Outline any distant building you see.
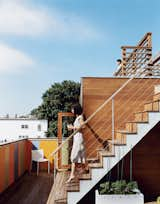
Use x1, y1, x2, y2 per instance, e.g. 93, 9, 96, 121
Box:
0, 116, 48, 142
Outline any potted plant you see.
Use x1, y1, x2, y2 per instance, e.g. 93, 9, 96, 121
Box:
96, 180, 144, 204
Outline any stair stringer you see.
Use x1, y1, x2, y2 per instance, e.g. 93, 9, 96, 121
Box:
67, 112, 160, 204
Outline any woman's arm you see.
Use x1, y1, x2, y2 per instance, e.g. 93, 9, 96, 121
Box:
67, 124, 74, 130
75, 115, 85, 130
79, 115, 85, 126
67, 116, 85, 131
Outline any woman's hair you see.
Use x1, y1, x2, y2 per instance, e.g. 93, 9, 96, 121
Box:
117, 59, 122, 63
71, 103, 83, 115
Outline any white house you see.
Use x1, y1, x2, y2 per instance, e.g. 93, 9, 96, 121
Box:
0, 116, 48, 142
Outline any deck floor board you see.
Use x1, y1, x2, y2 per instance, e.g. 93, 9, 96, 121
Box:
0, 172, 53, 204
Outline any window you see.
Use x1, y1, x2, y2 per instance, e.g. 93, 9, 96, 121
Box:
21, 124, 29, 129
37, 124, 41, 131
19, 135, 28, 138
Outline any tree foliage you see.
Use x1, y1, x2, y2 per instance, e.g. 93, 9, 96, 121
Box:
31, 80, 80, 137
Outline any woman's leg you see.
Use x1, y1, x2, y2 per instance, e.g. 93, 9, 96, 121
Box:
70, 162, 76, 178
66, 162, 76, 183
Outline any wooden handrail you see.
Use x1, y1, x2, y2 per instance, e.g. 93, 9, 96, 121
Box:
148, 52, 160, 65
121, 46, 152, 49
50, 76, 133, 157
136, 32, 152, 47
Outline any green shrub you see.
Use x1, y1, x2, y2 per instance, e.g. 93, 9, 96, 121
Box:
99, 180, 139, 195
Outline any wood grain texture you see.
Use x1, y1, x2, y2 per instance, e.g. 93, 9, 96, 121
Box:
82, 77, 160, 157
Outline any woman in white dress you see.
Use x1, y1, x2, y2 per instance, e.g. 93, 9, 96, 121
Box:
66, 104, 86, 183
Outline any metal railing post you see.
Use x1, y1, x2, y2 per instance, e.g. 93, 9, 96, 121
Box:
112, 98, 115, 154
130, 145, 133, 182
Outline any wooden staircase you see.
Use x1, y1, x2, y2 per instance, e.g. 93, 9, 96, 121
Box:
47, 91, 160, 204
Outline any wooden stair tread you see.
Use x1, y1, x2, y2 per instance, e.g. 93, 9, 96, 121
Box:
87, 157, 98, 161
114, 142, 126, 146
87, 157, 99, 163
110, 140, 126, 145
126, 120, 148, 123
55, 199, 67, 204
88, 162, 103, 168
144, 99, 160, 104
78, 172, 91, 180
153, 91, 160, 98
135, 110, 159, 114
99, 150, 115, 157
66, 178, 79, 192
108, 139, 126, 145
96, 147, 111, 151
116, 129, 137, 134
135, 110, 149, 114
153, 91, 160, 96
153, 93, 160, 101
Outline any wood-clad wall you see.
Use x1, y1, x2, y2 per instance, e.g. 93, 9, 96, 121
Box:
82, 77, 127, 115
82, 77, 160, 157
0, 140, 31, 194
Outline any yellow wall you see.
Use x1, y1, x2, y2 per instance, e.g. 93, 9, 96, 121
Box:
39, 140, 58, 163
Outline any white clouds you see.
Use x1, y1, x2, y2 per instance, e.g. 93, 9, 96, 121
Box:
0, 0, 101, 74
0, 0, 101, 40
0, 43, 35, 74
0, 0, 51, 37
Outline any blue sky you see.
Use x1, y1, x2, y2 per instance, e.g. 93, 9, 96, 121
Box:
0, 0, 160, 116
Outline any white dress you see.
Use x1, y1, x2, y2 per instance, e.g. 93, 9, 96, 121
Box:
70, 115, 85, 163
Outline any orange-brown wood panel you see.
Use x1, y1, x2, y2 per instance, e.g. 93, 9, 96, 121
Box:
0, 147, 5, 193
25, 140, 32, 171
82, 77, 160, 158
9, 143, 14, 187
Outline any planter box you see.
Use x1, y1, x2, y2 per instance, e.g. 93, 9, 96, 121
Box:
95, 190, 144, 204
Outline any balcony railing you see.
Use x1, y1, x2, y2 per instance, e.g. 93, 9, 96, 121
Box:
0, 138, 58, 194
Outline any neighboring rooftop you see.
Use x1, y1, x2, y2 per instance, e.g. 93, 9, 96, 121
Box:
0, 114, 44, 120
